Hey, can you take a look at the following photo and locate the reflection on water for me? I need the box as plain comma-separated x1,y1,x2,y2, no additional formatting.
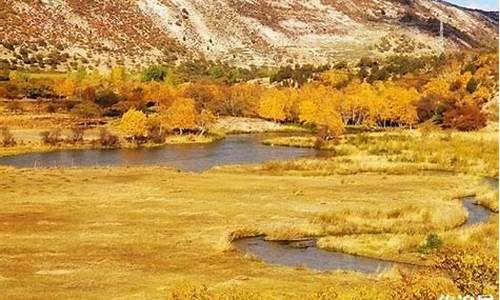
463,197,494,226
233,237,395,273
0,134,328,172
233,197,495,273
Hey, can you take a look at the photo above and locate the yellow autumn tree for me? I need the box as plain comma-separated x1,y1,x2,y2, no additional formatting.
224,83,265,117
197,109,217,135
110,66,128,84
54,79,76,99
341,81,378,126
316,106,344,138
258,89,289,122
297,85,344,137
162,97,198,134
119,108,148,141
320,70,350,88
298,99,317,124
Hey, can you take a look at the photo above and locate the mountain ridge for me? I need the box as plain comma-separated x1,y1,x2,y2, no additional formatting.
0,0,497,70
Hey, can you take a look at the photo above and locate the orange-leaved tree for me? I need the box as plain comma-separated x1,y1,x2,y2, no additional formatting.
143,82,179,108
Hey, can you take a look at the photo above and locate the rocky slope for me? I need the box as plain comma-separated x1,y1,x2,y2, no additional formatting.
0,0,497,70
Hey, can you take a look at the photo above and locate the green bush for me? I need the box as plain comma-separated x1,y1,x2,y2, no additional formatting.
141,65,168,82
418,233,443,254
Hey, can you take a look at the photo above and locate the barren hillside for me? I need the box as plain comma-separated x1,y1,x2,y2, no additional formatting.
0,0,497,70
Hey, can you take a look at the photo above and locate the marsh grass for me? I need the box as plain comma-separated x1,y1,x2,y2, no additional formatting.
475,185,499,212
251,127,499,178
312,203,466,235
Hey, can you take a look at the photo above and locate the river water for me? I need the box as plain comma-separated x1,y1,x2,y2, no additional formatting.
0,134,327,171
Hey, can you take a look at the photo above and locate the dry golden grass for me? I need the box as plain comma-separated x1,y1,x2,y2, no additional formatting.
475,185,500,212
224,126,499,178
318,233,425,264
0,113,77,129
0,167,483,299
262,136,337,150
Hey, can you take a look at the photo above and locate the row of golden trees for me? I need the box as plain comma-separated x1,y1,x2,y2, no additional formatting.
8,51,497,136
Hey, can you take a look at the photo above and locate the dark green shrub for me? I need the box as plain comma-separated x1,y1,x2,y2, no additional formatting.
95,89,120,107
141,65,168,82
418,233,443,254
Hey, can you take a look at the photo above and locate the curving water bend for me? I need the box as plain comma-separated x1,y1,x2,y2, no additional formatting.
232,237,395,273
233,195,496,274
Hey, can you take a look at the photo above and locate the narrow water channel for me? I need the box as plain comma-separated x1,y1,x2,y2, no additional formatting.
233,196,496,273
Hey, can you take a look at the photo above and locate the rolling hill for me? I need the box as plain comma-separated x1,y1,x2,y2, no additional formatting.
0,0,497,70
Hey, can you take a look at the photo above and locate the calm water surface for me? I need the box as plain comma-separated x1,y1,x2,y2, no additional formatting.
233,237,395,273
0,134,327,172
233,196,496,274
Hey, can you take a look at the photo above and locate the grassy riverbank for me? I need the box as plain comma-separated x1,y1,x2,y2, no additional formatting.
0,166,497,299
251,125,499,178
0,128,222,158
0,114,307,157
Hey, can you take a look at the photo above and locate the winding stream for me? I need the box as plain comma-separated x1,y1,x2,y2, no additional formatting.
1,132,497,274
233,193,497,274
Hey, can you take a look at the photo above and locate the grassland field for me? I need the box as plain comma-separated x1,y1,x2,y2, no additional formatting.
0,107,498,299
0,166,495,300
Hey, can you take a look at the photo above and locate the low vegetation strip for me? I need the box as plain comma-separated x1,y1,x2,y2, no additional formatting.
251,126,499,178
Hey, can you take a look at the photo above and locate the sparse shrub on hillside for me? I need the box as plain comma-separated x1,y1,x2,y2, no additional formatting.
141,65,168,82
0,126,16,147
40,128,63,146
97,128,120,149
67,126,85,144
71,101,103,126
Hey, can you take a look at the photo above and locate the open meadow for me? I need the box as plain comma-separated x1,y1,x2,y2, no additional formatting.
0,164,496,299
